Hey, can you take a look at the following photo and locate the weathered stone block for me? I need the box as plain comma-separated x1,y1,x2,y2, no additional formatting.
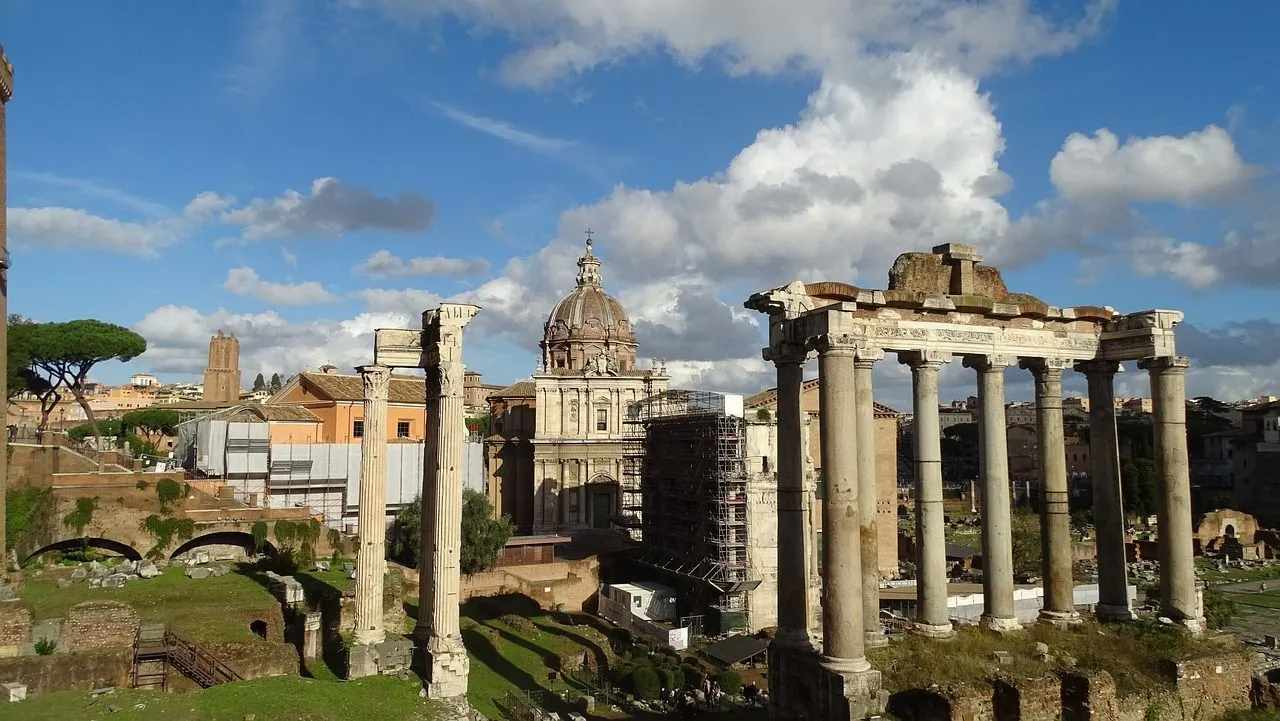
2,682,26,702
185,567,211,580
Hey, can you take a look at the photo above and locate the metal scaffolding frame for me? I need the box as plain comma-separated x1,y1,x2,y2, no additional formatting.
625,390,758,626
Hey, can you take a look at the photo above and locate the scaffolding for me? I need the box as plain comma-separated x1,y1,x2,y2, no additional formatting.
626,390,757,633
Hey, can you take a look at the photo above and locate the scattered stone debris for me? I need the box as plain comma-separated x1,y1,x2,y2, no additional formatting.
992,650,1012,665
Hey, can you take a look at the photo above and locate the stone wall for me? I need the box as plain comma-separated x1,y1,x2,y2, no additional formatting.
0,604,31,657
0,648,132,695
63,601,139,651
458,556,600,612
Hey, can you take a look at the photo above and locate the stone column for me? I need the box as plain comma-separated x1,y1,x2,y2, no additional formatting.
1022,358,1079,626
0,51,13,562
815,336,868,672
854,349,887,647
900,351,953,638
416,303,479,699
354,364,391,648
1140,356,1203,633
1075,360,1133,621
771,345,813,649
965,354,1020,633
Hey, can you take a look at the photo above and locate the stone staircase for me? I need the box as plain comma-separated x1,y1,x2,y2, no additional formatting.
131,623,243,690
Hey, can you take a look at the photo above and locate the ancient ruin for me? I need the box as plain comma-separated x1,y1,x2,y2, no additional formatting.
369,303,480,701
746,243,1203,721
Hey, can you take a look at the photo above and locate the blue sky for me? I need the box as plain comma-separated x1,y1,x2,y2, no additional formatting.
6,1,1280,409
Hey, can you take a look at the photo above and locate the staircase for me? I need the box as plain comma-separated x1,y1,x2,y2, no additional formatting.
131,624,243,690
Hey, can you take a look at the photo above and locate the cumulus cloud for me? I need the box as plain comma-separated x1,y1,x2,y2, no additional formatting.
7,207,181,257
353,287,445,318
222,177,434,240
133,304,409,379
358,249,489,278
1050,125,1252,205
1123,221,1280,290
223,267,338,306
1128,236,1222,288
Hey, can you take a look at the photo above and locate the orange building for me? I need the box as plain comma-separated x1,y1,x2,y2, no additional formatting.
269,369,428,443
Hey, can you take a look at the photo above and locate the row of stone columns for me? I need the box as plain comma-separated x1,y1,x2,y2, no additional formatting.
772,346,1202,657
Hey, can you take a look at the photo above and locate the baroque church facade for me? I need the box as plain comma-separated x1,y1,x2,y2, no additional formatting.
485,238,668,534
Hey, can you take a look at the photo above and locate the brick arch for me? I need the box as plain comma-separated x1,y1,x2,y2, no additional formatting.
23,537,142,565
168,530,277,560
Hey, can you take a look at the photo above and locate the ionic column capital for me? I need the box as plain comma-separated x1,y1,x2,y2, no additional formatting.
1074,359,1122,377
1137,355,1190,375
854,347,885,367
898,350,951,370
963,353,1016,372
1019,357,1073,376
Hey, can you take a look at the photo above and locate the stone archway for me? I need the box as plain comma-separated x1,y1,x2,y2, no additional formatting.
168,531,276,561
23,537,142,565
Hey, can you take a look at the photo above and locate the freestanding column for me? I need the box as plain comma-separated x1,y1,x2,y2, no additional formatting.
1076,360,1133,621
1140,356,1203,633
416,303,480,699
965,354,1020,633
0,50,14,561
815,336,868,672
854,349,887,648
770,346,814,649
1022,358,1080,626
354,365,391,648
901,351,953,638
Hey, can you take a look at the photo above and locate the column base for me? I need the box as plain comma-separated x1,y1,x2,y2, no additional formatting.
1177,617,1205,635
980,615,1023,633
769,643,887,721
1095,603,1136,622
1037,609,1082,628
864,630,889,648
912,621,955,639
348,635,414,679
416,637,470,698
820,655,872,674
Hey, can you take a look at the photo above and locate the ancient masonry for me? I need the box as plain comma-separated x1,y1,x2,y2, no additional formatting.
202,330,241,404
745,244,1202,721
364,303,480,700
0,46,14,559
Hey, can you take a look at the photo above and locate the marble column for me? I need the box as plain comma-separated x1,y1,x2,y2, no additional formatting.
901,351,953,638
965,354,1020,633
1076,360,1134,621
771,345,813,649
416,303,479,699
1140,356,1203,633
854,349,887,647
815,336,867,671
354,364,391,648
1022,358,1079,626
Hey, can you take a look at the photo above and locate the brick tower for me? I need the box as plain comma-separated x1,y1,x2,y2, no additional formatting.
202,331,242,404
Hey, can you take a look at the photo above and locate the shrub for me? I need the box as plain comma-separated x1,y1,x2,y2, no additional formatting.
251,521,269,553
630,666,661,699
62,497,99,537
155,478,183,511
682,664,705,689
715,670,743,696
34,638,57,655
1203,588,1237,629
659,665,685,690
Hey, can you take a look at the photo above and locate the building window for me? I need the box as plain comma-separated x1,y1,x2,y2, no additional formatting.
397,421,411,438
353,420,364,438
596,408,608,431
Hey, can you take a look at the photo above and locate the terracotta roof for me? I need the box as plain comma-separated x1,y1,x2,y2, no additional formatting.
298,371,426,405
744,378,900,416
492,380,536,398
255,404,321,422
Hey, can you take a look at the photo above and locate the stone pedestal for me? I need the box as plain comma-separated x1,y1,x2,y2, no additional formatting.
349,634,414,678
769,643,888,721
302,611,321,661
415,303,480,698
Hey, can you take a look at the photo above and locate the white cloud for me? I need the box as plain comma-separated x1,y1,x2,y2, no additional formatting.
1050,125,1251,205
223,267,338,306
358,249,489,278
353,287,445,318
1128,237,1221,288
7,206,180,257
13,171,170,217
133,304,407,379
1123,221,1280,290
222,177,434,240
184,191,235,220
432,101,577,154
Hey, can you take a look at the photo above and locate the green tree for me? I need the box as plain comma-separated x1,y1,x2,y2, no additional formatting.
630,666,661,699
8,321,63,432
1010,510,1043,576
269,372,282,394
1122,458,1158,519
122,408,179,447
252,373,266,392
388,490,513,574
25,320,146,449
155,477,184,512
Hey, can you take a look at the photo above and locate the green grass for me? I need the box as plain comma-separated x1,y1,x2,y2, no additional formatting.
869,620,1242,699
19,565,283,643
1,674,444,721
1196,559,1280,584
1220,589,1280,610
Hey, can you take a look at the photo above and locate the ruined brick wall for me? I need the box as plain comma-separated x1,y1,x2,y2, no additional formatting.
946,683,994,721
63,601,139,651
0,648,132,694
0,604,32,657
1170,654,1253,720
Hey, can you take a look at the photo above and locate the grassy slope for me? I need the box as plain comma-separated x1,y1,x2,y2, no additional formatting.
19,566,283,643
3,675,441,721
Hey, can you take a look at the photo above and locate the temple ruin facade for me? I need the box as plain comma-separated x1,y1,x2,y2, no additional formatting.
746,243,1202,721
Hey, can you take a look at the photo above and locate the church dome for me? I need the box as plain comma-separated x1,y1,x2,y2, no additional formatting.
540,236,638,373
